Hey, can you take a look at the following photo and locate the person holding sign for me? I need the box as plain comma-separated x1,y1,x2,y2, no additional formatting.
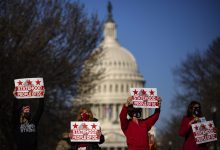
178,101,208,150
12,89,44,150
70,107,105,150
119,96,161,150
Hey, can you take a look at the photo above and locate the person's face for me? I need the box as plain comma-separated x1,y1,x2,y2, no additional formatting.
133,108,142,119
20,112,31,124
192,104,201,117
24,112,31,119
21,112,31,120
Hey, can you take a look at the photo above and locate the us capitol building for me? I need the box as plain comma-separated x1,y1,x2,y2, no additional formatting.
87,2,156,150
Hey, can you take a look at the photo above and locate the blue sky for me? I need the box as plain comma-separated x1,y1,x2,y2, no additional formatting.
75,0,220,129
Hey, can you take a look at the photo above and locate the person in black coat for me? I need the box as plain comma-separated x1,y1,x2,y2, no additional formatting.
13,90,44,150
70,107,105,150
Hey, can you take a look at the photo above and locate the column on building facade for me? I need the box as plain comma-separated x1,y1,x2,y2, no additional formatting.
95,104,99,119
103,104,106,121
112,104,116,122
97,104,100,119
104,104,107,120
106,104,109,121
110,104,113,121
104,104,108,121
117,104,123,122
115,104,119,123
91,104,95,117
99,104,103,120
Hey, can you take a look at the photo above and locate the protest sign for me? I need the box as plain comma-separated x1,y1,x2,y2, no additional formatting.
14,78,45,99
192,120,217,144
130,88,159,108
70,121,100,142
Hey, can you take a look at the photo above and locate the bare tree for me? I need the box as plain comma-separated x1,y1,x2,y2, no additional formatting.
173,37,220,119
0,0,103,149
157,115,183,150
158,37,220,149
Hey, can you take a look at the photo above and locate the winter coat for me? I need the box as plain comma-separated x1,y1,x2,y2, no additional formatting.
13,99,44,150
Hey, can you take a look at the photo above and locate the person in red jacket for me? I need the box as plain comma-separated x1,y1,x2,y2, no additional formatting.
178,101,208,150
119,96,161,150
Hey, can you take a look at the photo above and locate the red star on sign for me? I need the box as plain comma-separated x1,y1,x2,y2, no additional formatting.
149,89,155,96
201,124,206,129
35,80,41,85
194,125,199,130
73,123,78,128
141,90,146,95
27,80,32,85
82,123,88,129
208,123,213,128
40,91,44,95
133,89,138,95
17,80,23,85
91,123,97,129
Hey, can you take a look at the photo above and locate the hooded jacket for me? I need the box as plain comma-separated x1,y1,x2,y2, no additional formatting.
13,98,44,150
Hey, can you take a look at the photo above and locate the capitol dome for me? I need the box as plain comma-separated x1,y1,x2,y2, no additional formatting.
94,9,144,86
92,21,145,103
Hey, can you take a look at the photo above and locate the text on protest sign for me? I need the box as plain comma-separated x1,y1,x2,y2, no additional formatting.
130,88,159,108
70,121,100,142
14,78,45,99
192,120,217,144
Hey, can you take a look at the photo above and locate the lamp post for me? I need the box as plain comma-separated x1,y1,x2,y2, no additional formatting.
168,141,172,150
211,106,217,150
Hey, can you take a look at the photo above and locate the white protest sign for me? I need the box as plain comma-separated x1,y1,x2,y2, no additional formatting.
130,88,159,108
192,120,217,144
70,121,100,142
14,78,45,99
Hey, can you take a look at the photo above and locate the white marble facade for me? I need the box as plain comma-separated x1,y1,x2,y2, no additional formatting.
86,3,153,150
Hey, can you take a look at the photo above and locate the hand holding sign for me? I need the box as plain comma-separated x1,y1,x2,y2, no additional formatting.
213,127,218,134
96,130,102,139
13,88,16,97
189,117,206,126
157,96,162,108
125,96,133,107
